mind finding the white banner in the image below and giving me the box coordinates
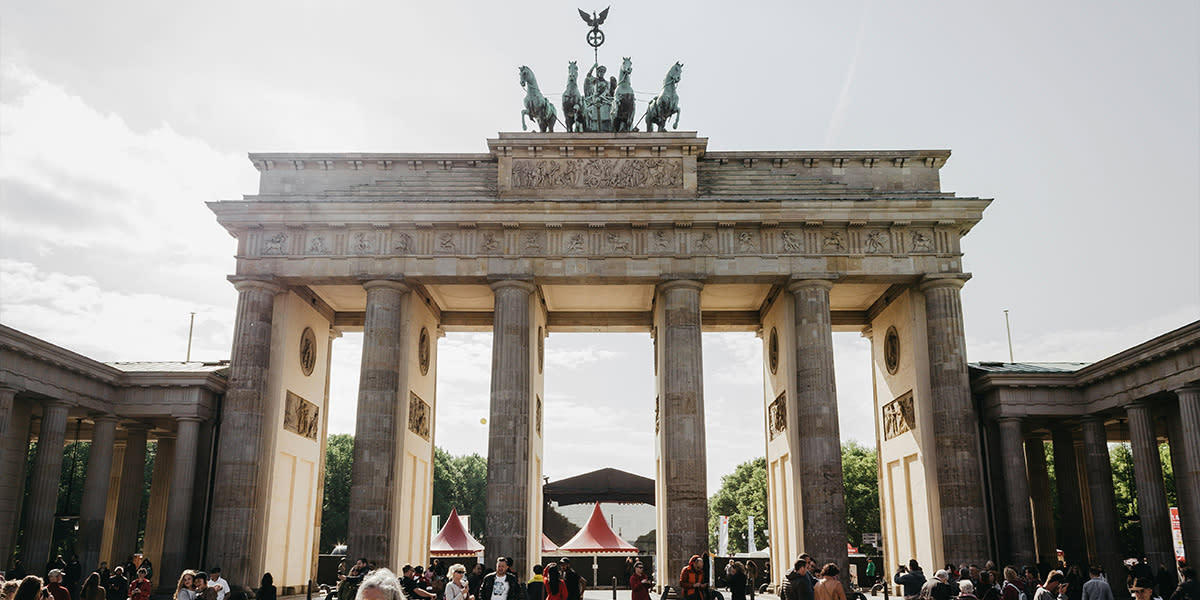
[1171,507,1186,559]
[718,515,730,556]
[747,515,757,553]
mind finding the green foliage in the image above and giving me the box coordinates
[1108,442,1176,559]
[320,434,354,552]
[431,447,488,538]
[841,441,881,550]
[707,457,768,554]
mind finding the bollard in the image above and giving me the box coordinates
[613,576,618,600]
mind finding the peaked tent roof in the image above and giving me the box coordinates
[543,467,655,506]
[430,508,485,556]
[556,503,638,553]
[542,533,559,553]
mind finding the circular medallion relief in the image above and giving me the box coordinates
[768,327,779,374]
[418,327,430,376]
[884,326,901,375]
[537,326,544,374]
[299,327,317,376]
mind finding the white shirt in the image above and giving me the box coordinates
[492,577,509,600]
[210,577,230,600]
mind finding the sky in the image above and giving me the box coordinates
[1,1,1197,498]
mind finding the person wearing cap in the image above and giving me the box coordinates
[207,568,229,600]
[680,556,708,600]
[46,570,71,600]
[479,558,520,600]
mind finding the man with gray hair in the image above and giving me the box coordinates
[46,570,71,600]
[355,569,404,600]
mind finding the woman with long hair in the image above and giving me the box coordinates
[258,573,276,600]
[813,564,846,600]
[173,571,197,600]
[545,563,568,600]
[81,573,105,600]
[11,577,43,600]
[726,562,748,600]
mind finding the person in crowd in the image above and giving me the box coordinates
[12,577,43,600]
[959,581,980,600]
[1023,569,1040,595]
[680,556,708,600]
[727,562,748,600]
[207,568,229,600]
[410,567,436,599]
[1130,577,1162,600]
[172,570,196,600]
[354,569,402,600]
[193,573,216,600]
[258,574,276,600]
[1003,567,1025,600]
[2,579,21,600]
[468,564,485,600]
[629,562,651,600]
[105,568,128,600]
[64,556,80,600]
[919,570,955,600]
[1080,566,1111,600]
[897,561,928,600]
[94,565,108,590]
[814,564,845,600]
[9,562,28,582]
[1169,567,1197,600]
[445,565,469,600]
[1033,572,1067,600]
[801,555,818,588]
[525,565,543,600]
[779,559,812,600]
[128,569,150,600]
[560,559,583,600]
[45,571,70,600]
[480,558,521,600]
[978,571,1001,600]
[339,558,368,600]
[865,560,877,589]
[46,558,66,580]
[546,563,569,600]
[80,573,104,600]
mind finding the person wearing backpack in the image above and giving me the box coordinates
[1003,568,1028,600]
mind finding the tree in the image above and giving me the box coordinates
[708,458,768,554]
[320,434,354,552]
[842,441,880,550]
[431,448,488,538]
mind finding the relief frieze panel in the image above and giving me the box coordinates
[511,158,683,190]
[882,391,916,441]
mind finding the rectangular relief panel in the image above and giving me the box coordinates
[284,391,320,440]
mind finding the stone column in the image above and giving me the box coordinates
[0,386,14,442]
[918,275,989,562]
[1172,386,1200,559]
[142,436,173,588]
[207,277,280,588]
[1080,417,1121,592]
[655,279,707,584]
[1126,402,1174,572]
[997,418,1035,565]
[347,280,409,567]
[787,278,847,574]
[22,400,70,567]
[1024,437,1056,567]
[1073,440,1098,563]
[1051,426,1087,567]
[111,424,149,560]
[159,417,202,593]
[485,279,537,570]
[0,386,23,564]
[78,415,119,573]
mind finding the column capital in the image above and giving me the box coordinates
[228,275,283,295]
[656,278,704,293]
[1126,399,1156,412]
[1080,414,1108,425]
[0,385,19,398]
[1175,384,1200,396]
[361,278,410,294]
[42,399,74,411]
[488,278,536,293]
[90,413,121,425]
[121,421,152,433]
[918,272,972,292]
[174,416,204,425]
[787,278,834,293]
[996,416,1025,425]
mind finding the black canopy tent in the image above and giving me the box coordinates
[543,467,656,505]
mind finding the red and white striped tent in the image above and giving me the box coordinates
[430,507,485,558]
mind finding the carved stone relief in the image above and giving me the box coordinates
[737,231,757,252]
[884,326,900,375]
[299,327,317,376]
[823,231,846,252]
[693,231,713,251]
[394,232,414,253]
[780,230,803,252]
[408,392,431,440]
[523,232,543,252]
[882,391,915,440]
[480,232,501,253]
[535,395,543,436]
[264,232,287,255]
[511,158,683,189]
[565,233,585,254]
[606,232,630,252]
[353,232,373,253]
[768,327,779,374]
[768,392,787,439]
[864,230,889,254]
[283,391,319,440]
[307,236,330,255]
[438,233,457,253]
[418,327,430,376]
[537,326,544,374]
[911,230,935,252]
[653,230,672,251]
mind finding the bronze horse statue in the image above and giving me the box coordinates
[562,61,583,132]
[519,65,557,132]
[612,57,636,132]
[645,62,683,132]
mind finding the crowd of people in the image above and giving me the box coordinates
[338,557,597,600]
[1,554,163,600]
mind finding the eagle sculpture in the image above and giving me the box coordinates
[578,6,610,28]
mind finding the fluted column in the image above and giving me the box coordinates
[0,387,27,566]
[655,278,707,584]
[159,417,202,593]
[485,279,537,570]
[1126,402,1173,572]
[1024,437,1056,567]
[1080,417,1121,593]
[997,418,1035,565]
[1172,386,1200,559]
[22,400,71,567]
[78,415,119,573]
[347,280,409,567]
[919,275,989,562]
[0,386,14,442]
[206,277,280,588]
[788,278,847,575]
[1051,426,1087,566]
[111,424,149,560]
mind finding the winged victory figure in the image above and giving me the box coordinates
[578,6,610,28]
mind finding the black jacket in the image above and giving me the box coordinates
[480,572,522,600]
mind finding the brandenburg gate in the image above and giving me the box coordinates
[205,130,992,589]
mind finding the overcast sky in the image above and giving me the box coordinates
[1,1,1197,495]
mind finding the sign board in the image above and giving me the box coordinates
[863,533,880,547]
[1171,507,1186,559]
